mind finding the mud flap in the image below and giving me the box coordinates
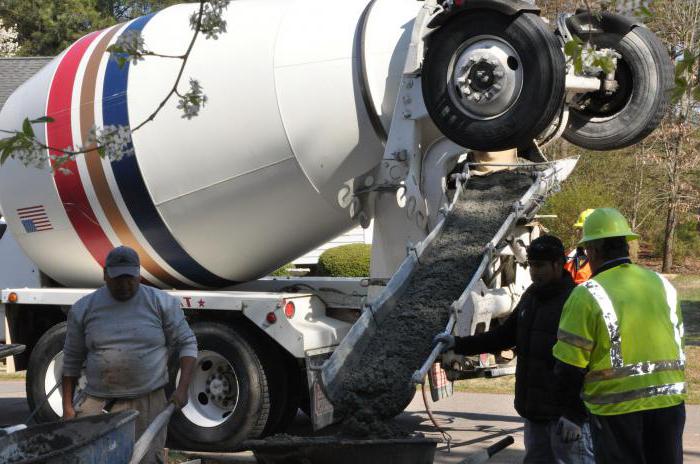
[306,348,336,431]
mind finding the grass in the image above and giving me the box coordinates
[452,275,700,404]
[0,371,25,380]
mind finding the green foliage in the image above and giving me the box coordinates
[672,221,700,262]
[269,263,294,277]
[96,0,184,21]
[563,37,617,75]
[0,0,114,56]
[542,148,633,248]
[317,244,371,277]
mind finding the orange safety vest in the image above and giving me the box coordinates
[565,248,592,284]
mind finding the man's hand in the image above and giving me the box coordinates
[556,416,582,443]
[169,387,189,409]
[432,332,456,352]
[63,404,76,421]
[62,375,78,420]
[170,356,196,409]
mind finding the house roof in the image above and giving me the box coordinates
[0,57,53,110]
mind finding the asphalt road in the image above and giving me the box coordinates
[1,381,699,463]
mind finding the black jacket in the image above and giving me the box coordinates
[454,273,587,422]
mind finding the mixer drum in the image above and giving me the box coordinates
[0,0,421,288]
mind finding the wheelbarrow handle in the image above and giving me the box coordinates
[128,403,176,464]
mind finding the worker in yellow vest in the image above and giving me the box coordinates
[553,208,685,464]
[564,209,593,284]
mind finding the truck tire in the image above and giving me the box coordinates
[167,322,270,451]
[26,322,68,423]
[273,356,303,433]
[422,10,565,151]
[563,26,673,150]
[259,346,301,436]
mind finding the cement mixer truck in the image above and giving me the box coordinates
[0,0,671,451]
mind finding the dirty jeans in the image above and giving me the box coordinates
[524,419,595,464]
[75,388,168,464]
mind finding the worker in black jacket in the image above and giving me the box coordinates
[434,235,594,463]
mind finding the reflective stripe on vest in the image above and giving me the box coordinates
[657,273,685,363]
[583,382,685,405]
[582,280,623,368]
[585,359,685,383]
[558,328,594,351]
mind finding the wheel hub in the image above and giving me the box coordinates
[449,36,524,120]
[181,350,240,428]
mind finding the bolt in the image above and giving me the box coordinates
[405,79,414,89]
[493,84,502,91]
[403,111,412,119]
[471,92,482,102]
[494,70,504,78]
[402,95,412,104]
[483,92,492,100]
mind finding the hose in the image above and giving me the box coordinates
[421,378,452,451]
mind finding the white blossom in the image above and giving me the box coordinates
[87,124,135,161]
[0,20,19,57]
[191,0,229,40]
[177,79,208,119]
[14,139,47,169]
[109,30,147,66]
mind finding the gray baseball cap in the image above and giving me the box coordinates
[105,246,141,278]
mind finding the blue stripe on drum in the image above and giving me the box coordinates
[102,13,235,288]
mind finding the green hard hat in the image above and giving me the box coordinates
[579,208,640,245]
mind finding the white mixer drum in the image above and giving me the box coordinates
[0,0,419,288]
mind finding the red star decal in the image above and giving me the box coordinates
[198,299,205,308]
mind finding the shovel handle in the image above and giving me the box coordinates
[129,403,176,464]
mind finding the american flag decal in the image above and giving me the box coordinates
[18,205,53,233]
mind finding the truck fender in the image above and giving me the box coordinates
[566,11,642,37]
[427,0,541,29]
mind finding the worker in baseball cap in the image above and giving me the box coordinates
[62,246,198,464]
[434,235,594,462]
[554,208,685,463]
[564,209,594,284]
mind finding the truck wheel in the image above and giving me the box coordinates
[422,10,565,151]
[26,322,86,423]
[563,26,673,150]
[276,358,303,431]
[167,322,270,451]
[259,347,301,436]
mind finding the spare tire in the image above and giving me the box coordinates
[422,10,565,151]
[563,25,673,150]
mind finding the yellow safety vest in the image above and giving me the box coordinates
[553,263,685,416]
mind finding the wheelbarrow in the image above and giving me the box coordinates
[0,404,176,464]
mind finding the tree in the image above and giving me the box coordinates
[643,0,700,272]
[0,0,187,56]
[96,0,185,21]
[0,18,18,56]
[0,0,114,56]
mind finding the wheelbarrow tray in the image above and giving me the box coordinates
[0,410,138,464]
